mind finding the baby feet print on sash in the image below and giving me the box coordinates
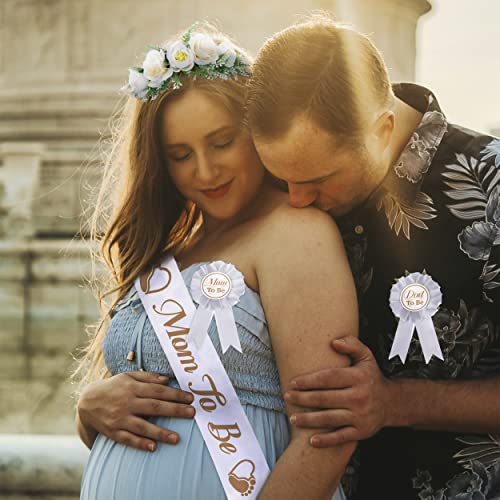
[228,459,257,496]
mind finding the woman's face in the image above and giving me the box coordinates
[161,89,266,222]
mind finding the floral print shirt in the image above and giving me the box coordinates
[338,83,500,500]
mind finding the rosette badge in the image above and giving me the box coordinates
[189,261,246,353]
[389,271,444,364]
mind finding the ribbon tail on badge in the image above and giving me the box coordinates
[190,306,214,349]
[415,316,444,363]
[389,319,415,363]
[215,308,242,354]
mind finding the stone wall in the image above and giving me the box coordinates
[0,240,99,435]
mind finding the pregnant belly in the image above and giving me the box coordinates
[80,407,289,500]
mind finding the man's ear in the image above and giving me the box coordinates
[372,110,395,153]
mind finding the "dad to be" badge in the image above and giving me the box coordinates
[389,271,444,364]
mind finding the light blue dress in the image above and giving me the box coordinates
[80,262,346,500]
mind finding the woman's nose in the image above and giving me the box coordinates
[287,183,318,208]
[195,152,220,185]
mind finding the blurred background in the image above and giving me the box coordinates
[0,0,498,498]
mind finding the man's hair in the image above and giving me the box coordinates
[246,14,394,143]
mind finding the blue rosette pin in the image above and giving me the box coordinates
[189,261,246,353]
[389,271,444,364]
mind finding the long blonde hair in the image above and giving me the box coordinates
[71,24,252,398]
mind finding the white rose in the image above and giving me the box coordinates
[237,51,251,66]
[216,40,237,68]
[190,33,218,66]
[142,49,173,88]
[167,41,195,72]
[125,69,149,99]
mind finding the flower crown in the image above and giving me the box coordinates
[121,25,251,102]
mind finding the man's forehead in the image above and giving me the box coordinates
[253,118,347,181]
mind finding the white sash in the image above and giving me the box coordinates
[135,256,270,499]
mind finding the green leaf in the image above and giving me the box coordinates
[182,22,199,45]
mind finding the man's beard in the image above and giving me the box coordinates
[355,145,387,198]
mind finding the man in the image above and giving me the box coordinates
[246,15,500,500]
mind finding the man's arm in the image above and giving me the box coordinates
[76,409,98,450]
[286,335,500,447]
[388,374,500,431]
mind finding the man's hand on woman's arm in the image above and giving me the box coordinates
[286,335,500,447]
[76,370,195,451]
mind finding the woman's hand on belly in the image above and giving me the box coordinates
[77,371,195,452]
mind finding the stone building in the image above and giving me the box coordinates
[0,0,430,496]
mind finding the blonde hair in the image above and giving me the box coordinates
[247,13,394,143]
[71,23,252,399]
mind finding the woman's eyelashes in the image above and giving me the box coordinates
[169,137,235,163]
[171,151,192,162]
[213,137,234,149]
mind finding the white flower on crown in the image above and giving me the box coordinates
[216,40,237,68]
[142,49,173,88]
[121,25,252,101]
[237,51,251,66]
[190,33,219,66]
[167,41,195,72]
[125,69,150,99]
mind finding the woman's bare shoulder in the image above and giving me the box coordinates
[249,201,345,283]
[262,198,341,242]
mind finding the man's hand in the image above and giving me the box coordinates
[77,371,195,452]
[285,336,394,448]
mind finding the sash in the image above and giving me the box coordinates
[135,256,270,499]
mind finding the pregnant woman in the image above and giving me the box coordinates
[76,23,357,500]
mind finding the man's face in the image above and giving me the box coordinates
[253,116,384,216]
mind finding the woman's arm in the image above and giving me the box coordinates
[257,206,359,500]
[75,371,195,451]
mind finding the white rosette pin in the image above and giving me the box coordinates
[189,261,246,353]
[389,271,444,364]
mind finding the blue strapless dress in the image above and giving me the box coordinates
[80,263,346,500]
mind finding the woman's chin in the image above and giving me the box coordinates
[204,208,241,222]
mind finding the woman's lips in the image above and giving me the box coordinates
[201,179,233,199]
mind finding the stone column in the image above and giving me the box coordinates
[335,0,432,81]
[0,142,46,239]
